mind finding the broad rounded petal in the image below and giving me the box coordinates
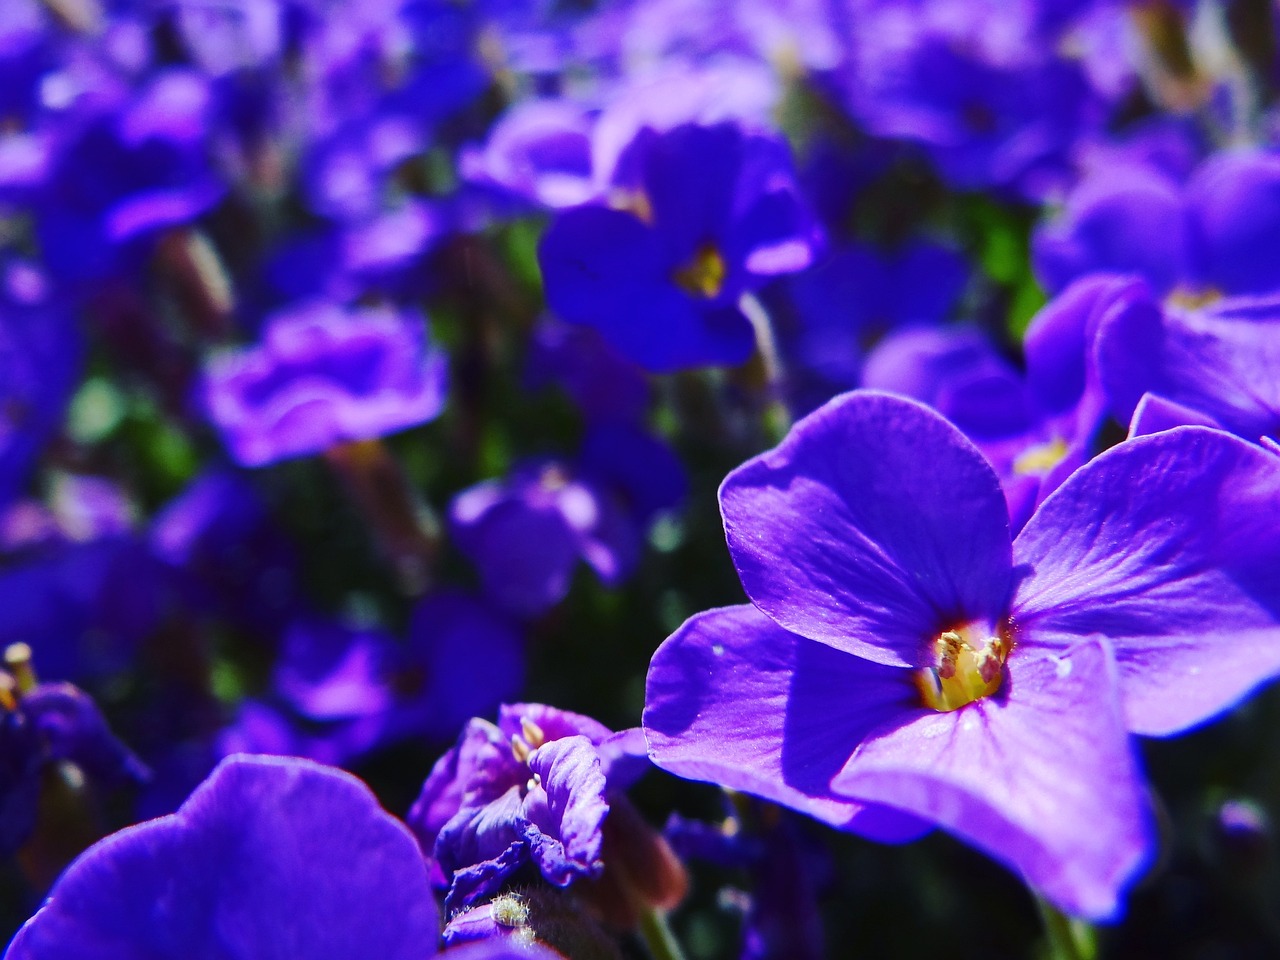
[721,392,1012,667]
[644,605,929,841]
[1013,427,1280,735]
[832,641,1153,921]
[1098,296,1280,443]
[7,755,438,960]
[1187,149,1280,296]
[1032,165,1188,295]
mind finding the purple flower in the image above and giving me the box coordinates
[776,242,969,397]
[539,121,822,371]
[645,391,1280,918]
[229,594,524,763]
[1095,288,1280,446]
[5,754,440,960]
[408,703,640,912]
[203,299,447,466]
[451,425,684,618]
[36,69,225,286]
[1034,149,1280,298]
[841,0,1118,198]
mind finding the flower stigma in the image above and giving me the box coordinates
[673,244,727,299]
[915,622,1011,712]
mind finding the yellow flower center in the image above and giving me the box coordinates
[915,623,1011,712]
[672,244,728,299]
[1013,437,1068,477]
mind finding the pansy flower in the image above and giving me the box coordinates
[645,391,1280,918]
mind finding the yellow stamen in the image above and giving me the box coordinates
[1013,437,1068,477]
[672,244,727,299]
[4,643,36,694]
[916,623,1011,712]
[520,716,546,750]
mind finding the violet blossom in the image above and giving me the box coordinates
[202,299,447,466]
[539,121,822,371]
[1034,149,1280,299]
[408,702,645,913]
[645,390,1280,918]
[5,754,439,960]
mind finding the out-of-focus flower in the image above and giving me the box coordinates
[840,0,1124,198]
[222,593,524,763]
[646,391,1280,918]
[0,644,147,858]
[540,121,822,371]
[1095,287,1280,446]
[203,299,448,466]
[150,469,298,634]
[1034,150,1280,299]
[0,263,83,511]
[451,426,683,617]
[5,754,440,960]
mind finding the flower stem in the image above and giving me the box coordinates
[1036,897,1097,960]
[637,903,687,960]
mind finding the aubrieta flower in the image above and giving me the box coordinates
[451,425,683,617]
[539,121,822,371]
[1094,286,1280,446]
[5,754,439,960]
[645,390,1280,918]
[202,299,447,466]
[1034,149,1280,299]
[408,702,644,912]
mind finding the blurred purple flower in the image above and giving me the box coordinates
[451,426,683,617]
[646,391,1280,918]
[5,754,440,960]
[232,593,524,763]
[0,263,83,511]
[1095,287,1280,446]
[1034,149,1280,298]
[540,121,822,371]
[203,299,447,466]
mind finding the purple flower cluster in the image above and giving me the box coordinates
[4,0,1280,956]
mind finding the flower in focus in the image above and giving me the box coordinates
[645,390,1280,918]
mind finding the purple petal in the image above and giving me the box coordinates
[7,755,439,960]
[721,392,1012,667]
[522,736,609,886]
[644,605,930,841]
[1187,149,1280,296]
[832,641,1152,920]
[1128,392,1220,438]
[1013,427,1280,735]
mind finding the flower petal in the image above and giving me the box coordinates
[644,605,929,841]
[7,755,438,960]
[832,641,1152,920]
[721,391,1012,667]
[1013,427,1280,735]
